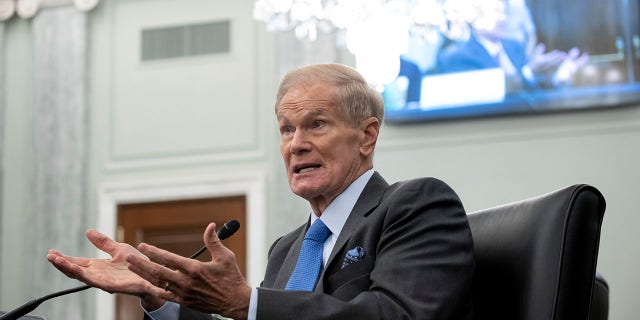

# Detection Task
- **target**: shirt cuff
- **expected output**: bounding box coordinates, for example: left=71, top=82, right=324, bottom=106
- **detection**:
left=143, top=301, right=180, bottom=320
left=247, top=287, right=258, bottom=320
left=140, top=289, right=257, bottom=320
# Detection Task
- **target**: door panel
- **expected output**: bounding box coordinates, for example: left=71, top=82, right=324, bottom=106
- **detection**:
left=115, top=195, right=246, bottom=320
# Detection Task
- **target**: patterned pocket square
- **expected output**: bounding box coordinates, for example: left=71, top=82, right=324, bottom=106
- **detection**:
left=341, top=246, right=365, bottom=269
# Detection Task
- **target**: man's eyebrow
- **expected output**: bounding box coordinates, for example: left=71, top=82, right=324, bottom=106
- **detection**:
left=277, top=108, right=329, bottom=120
left=305, top=109, right=328, bottom=117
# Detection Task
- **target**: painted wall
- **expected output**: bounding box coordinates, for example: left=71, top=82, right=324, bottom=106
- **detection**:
left=1, top=18, right=34, bottom=308
left=1, top=0, right=638, bottom=318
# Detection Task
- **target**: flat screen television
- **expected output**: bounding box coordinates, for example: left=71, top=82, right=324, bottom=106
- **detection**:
left=383, top=0, right=640, bottom=123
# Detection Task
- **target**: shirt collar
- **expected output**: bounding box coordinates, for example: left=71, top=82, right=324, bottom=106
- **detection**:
left=310, top=169, right=375, bottom=236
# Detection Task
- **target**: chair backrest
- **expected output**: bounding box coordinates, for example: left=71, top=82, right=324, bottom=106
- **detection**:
left=591, top=273, right=609, bottom=320
left=467, top=184, right=606, bottom=320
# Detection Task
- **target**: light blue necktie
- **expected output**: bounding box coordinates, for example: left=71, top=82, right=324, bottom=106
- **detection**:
left=285, top=219, right=332, bottom=291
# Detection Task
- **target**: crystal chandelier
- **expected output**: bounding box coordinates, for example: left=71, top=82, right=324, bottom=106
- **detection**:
left=253, top=0, right=505, bottom=90
left=0, top=0, right=99, bottom=20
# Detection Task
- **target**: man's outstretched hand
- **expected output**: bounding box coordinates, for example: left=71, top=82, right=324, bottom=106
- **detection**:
left=47, top=229, right=167, bottom=309
left=48, top=223, right=251, bottom=319
left=127, top=222, right=251, bottom=320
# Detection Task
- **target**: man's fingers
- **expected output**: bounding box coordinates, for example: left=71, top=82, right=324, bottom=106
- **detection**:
left=127, top=255, right=170, bottom=287
left=127, top=253, right=187, bottom=299
left=205, top=222, right=238, bottom=266
left=131, top=243, right=202, bottom=286
left=136, top=242, right=194, bottom=271
left=47, top=252, right=85, bottom=280
left=50, top=250, right=94, bottom=267
left=204, top=222, right=222, bottom=257
left=85, top=229, right=120, bottom=256
left=47, top=249, right=93, bottom=267
left=533, top=43, right=546, bottom=56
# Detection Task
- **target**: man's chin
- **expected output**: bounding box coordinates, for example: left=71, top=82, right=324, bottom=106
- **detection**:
left=291, top=188, right=317, bottom=200
left=289, top=183, right=322, bottom=201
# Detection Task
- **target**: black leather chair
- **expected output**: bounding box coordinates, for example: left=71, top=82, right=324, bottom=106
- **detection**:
left=467, top=184, right=607, bottom=320
left=591, top=272, right=609, bottom=320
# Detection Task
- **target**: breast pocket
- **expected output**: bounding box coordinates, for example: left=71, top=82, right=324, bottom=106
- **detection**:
left=325, top=256, right=373, bottom=301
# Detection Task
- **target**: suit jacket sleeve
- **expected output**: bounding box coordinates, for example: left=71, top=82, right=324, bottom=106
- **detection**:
left=257, top=177, right=475, bottom=320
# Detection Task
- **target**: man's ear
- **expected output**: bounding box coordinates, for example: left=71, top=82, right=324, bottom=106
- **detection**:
left=359, top=117, right=380, bottom=157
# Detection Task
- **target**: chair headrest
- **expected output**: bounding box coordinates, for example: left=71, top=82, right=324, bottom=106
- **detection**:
left=467, top=184, right=605, bottom=320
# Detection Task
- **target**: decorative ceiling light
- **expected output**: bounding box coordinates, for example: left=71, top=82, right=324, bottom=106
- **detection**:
left=253, top=0, right=506, bottom=89
left=0, top=0, right=99, bottom=20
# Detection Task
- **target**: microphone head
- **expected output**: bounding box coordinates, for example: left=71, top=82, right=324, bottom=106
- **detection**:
left=218, top=219, right=240, bottom=240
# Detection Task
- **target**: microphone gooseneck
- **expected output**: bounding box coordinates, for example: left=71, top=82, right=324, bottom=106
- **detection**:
left=0, top=285, right=91, bottom=320
left=0, top=220, right=241, bottom=320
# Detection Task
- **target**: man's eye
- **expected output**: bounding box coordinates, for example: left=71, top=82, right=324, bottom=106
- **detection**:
left=281, top=127, right=294, bottom=135
left=312, top=121, right=324, bottom=128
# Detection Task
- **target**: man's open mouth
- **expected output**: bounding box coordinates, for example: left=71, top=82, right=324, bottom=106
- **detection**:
left=295, top=165, right=321, bottom=174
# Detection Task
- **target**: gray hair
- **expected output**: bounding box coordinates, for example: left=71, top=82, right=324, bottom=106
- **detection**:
left=275, top=64, right=385, bottom=127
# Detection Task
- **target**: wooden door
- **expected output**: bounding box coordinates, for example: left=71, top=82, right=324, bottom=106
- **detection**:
left=115, top=195, right=247, bottom=320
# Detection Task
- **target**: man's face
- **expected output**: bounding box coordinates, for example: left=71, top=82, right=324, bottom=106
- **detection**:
left=277, top=82, right=369, bottom=213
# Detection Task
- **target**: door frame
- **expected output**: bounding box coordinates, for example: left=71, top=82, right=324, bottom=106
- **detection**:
left=95, top=172, right=266, bottom=320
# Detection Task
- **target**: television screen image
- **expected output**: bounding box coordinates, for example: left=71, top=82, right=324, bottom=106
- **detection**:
left=383, top=0, right=640, bottom=122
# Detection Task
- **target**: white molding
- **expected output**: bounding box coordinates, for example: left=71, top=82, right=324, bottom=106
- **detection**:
left=95, top=172, right=267, bottom=320
left=104, top=148, right=265, bottom=172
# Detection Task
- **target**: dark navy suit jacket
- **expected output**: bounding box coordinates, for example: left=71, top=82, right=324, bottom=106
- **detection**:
left=162, top=172, right=475, bottom=320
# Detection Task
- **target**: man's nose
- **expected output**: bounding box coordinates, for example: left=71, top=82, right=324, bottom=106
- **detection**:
left=290, top=129, right=311, bottom=155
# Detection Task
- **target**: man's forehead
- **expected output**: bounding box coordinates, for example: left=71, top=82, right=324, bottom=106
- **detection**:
left=276, top=105, right=332, bottom=120
left=283, top=83, right=337, bottom=101
left=277, top=86, right=339, bottom=116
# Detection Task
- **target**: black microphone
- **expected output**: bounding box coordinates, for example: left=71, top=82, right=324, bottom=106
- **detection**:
left=0, top=220, right=241, bottom=320
left=190, top=219, right=241, bottom=259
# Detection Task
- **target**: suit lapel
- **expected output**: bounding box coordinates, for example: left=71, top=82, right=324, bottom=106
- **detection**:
left=317, top=172, right=389, bottom=291
left=271, top=172, right=389, bottom=292
left=272, top=221, right=309, bottom=289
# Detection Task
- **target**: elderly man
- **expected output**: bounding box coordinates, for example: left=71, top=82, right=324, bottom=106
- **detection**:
left=48, top=64, right=475, bottom=320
